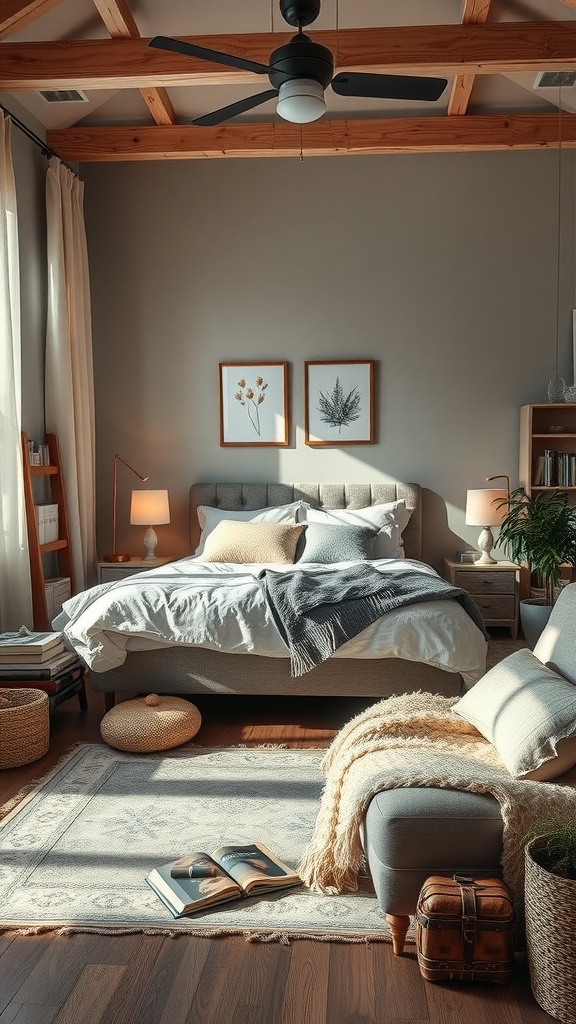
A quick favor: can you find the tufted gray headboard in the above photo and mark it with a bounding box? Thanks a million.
[189,482,422,561]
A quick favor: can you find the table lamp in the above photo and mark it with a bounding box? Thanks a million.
[103,454,148,562]
[465,487,507,564]
[130,489,170,561]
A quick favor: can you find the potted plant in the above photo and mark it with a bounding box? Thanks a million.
[524,815,576,1024]
[496,487,576,646]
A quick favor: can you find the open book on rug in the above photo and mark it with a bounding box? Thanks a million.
[145,842,301,918]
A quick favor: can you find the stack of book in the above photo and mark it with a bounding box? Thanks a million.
[0,630,86,711]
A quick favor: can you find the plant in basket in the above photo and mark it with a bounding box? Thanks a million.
[524,814,576,1024]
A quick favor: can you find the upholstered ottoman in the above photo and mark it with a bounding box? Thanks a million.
[360,787,503,953]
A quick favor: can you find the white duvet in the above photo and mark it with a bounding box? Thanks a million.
[56,556,487,685]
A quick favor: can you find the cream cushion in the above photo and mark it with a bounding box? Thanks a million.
[195,501,302,556]
[201,520,304,564]
[300,500,412,558]
[454,648,576,781]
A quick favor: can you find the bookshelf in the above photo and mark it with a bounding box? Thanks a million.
[519,404,576,498]
[21,432,75,630]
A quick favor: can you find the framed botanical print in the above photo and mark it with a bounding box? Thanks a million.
[219,362,289,446]
[304,360,375,446]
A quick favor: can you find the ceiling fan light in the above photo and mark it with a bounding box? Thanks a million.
[276,78,326,123]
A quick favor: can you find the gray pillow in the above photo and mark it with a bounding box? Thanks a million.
[296,523,377,564]
[454,647,576,781]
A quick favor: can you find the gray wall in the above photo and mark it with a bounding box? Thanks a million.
[82,151,576,569]
[10,106,48,443]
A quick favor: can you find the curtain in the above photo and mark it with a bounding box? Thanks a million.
[0,111,33,631]
[45,158,96,591]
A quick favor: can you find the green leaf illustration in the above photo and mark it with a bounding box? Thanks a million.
[317,377,361,434]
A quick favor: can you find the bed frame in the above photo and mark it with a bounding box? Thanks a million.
[90,482,462,708]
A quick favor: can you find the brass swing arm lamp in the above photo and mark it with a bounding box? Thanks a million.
[103,454,149,563]
[486,474,510,496]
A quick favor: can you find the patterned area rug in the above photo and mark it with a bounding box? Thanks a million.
[0,743,394,943]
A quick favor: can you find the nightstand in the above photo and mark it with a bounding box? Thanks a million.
[96,556,173,584]
[443,558,520,638]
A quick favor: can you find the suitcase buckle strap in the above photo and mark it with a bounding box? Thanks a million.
[455,877,478,960]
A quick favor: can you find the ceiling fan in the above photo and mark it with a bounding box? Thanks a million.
[149,0,448,126]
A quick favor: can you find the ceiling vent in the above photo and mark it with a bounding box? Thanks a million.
[534,71,576,90]
[38,89,89,103]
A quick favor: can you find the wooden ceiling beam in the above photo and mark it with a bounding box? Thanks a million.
[2,22,576,90]
[46,114,576,162]
[448,0,492,117]
[0,0,65,39]
[91,0,175,127]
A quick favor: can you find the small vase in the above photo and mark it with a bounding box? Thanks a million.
[564,383,576,403]
[547,373,566,402]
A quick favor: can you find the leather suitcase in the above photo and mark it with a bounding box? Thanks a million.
[415,874,514,983]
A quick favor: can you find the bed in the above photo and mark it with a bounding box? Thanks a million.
[58,482,487,709]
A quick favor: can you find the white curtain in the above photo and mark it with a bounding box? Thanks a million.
[45,158,96,591]
[0,111,33,631]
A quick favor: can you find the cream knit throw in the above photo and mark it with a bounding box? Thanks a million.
[298,691,576,915]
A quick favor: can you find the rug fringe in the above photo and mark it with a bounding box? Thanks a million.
[0,921,414,945]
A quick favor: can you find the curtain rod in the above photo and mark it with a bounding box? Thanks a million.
[0,102,78,176]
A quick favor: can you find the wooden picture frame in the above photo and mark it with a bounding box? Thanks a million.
[219,362,289,447]
[304,360,375,446]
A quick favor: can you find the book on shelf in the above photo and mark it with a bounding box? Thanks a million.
[0,664,84,694]
[145,842,301,918]
[0,649,77,678]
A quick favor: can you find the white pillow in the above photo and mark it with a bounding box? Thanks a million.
[454,648,576,781]
[195,501,303,556]
[202,521,304,564]
[299,500,412,559]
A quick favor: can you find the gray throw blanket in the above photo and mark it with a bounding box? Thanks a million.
[259,565,488,676]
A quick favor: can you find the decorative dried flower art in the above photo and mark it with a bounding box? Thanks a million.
[234,376,268,436]
[219,363,289,447]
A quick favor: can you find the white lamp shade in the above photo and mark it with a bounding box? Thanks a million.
[465,488,507,527]
[130,489,170,526]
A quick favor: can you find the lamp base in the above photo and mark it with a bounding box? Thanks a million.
[102,553,131,563]
[142,526,158,561]
[476,527,498,565]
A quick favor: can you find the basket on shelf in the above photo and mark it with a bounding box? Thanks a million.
[0,689,50,769]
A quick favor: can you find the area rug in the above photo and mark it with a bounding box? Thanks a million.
[0,743,396,943]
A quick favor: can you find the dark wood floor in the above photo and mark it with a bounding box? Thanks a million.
[0,652,555,1024]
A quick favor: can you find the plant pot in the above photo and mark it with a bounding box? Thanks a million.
[519,599,553,649]
[525,839,576,1023]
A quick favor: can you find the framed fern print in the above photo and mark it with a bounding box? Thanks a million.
[304,360,375,446]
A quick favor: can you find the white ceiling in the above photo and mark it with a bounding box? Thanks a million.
[2,0,576,159]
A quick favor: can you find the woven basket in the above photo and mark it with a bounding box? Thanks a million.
[100,693,202,752]
[525,839,576,1024]
[0,689,50,769]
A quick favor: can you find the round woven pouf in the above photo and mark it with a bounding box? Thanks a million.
[0,689,50,769]
[100,693,202,753]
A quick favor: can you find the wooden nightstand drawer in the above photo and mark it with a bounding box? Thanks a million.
[443,558,520,638]
[96,557,173,584]
[454,570,516,595]
[472,594,517,620]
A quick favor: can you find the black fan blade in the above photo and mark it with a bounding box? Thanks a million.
[331,72,447,102]
[149,36,272,76]
[191,89,279,127]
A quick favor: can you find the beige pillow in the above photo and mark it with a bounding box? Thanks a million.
[454,648,576,781]
[201,520,304,564]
